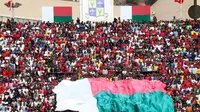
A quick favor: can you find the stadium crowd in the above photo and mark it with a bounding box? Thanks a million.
[0,18,199,112]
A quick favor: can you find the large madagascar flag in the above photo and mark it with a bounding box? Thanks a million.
[120,6,150,22]
[53,78,174,112]
[42,6,72,23]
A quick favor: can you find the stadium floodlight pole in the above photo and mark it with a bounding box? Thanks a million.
[194,0,197,5]
[194,0,197,20]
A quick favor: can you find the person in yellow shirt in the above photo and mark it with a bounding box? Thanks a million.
[191,30,198,37]
[154,65,158,71]
[89,54,93,59]
[90,54,97,60]
[197,68,200,75]
[47,67,51,73]
[44,31,48,37]
[196,32,199,36]
[197,99,200,105]
[93,54,97,59]
[139,59,143,63]
[183,47,186,51]
[96,62,101,68]
[191,30,195,35]
[180,75,184,80]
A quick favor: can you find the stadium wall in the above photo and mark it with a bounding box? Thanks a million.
[0,0,120,21]
[0,0,199,21]
[151,0,196,20]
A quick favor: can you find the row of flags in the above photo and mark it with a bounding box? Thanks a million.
[6,0,185,22]
[6,0,185,11]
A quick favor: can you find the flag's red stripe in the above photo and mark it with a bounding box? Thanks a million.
[53,7,72,16]
[132,6,150,15]
[8,1,11,7]
[88,78,166,96]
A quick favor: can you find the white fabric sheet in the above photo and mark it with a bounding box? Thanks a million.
[42,6,54,22]
[120,6,132,21]
[53,79,99,112]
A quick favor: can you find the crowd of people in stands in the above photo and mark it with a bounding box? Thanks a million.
[0,18,199,112]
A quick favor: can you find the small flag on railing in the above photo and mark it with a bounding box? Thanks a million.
[8,0,12,11]
[174,0,184,4]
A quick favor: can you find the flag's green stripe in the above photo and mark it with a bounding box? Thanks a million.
[54,16,72,22]
[132,15,150,22]
[95,91,174,112]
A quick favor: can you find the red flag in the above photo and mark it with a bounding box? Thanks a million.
[2,70,9,77]
[7,0,12,11]
[2,70,13,77]
[174,0,184,4]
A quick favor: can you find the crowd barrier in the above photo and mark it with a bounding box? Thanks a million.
[0,15,41,23]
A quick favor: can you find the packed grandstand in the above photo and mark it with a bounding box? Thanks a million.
[0,18,199,111]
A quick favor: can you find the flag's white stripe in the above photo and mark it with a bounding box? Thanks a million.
[42,6,54,22]
[53,79,99,112]
[120,6,132,21]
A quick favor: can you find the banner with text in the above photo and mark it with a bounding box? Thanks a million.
[80,0,114,22]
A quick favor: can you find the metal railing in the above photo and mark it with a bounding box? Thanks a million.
[0,15,42,23]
